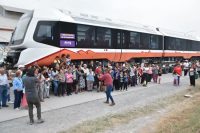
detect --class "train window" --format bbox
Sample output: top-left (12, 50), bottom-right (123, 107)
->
top-left (122, 31), bottom-right (130, 49)
top-left (140, 33), bottom-right (150, 49)
top-left (37, 25), bottom-right (52, 38)
top-left (96, 28), bottom-right (111, 48)
top-left (165, 37), bottom-right (176, 50)
top-left (111, 30), bottom-right (121, 49)
top-left (34, 21), bottom-right (58, 47)
top-left (180, 39), bottom-right (186, 51)
top-left (192, 41), bottom-right (200, 51)
top-left (129, 32), bottom-right (140, 49)
top-left (175, 39), bottom-right (181, 50)
top-left (77, 25), bottom-right (95, 48)
top-left (10, 12), bottom-right (33, 45)
top-left (186, 40), bottom-right (192, 51)
top-left (150, 35), bottom-right (160, 50)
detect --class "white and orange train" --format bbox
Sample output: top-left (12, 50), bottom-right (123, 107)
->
top-left (6, 8), bottom-right (200, 67)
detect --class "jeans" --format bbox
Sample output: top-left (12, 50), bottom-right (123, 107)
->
top-left (53, 81), bottom-right (59, 95)
top-left (14, 90), bottom-right (23, 109)
top-left (105, 85), bottom-right (114, 103)
top-left (44, 81), bottom-right (50, 98)
top-left (177, 76), bottom-right (180, 85)
top-left (0, 85), bottom-right (8, 106)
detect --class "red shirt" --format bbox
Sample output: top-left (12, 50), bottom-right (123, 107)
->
top-left (99, 73), bottom-right (113, 86)
top-left (174, 66), bottom-right (182, 76)
top-left (95, 67), bottom-right (102, 75)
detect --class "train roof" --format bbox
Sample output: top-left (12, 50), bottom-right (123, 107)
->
top-left (32, 8), bottom-right (200, 41)
top-left (33, 8), bottom-right (162, 36)
top-left (1, 2), bottom-right (200, 41)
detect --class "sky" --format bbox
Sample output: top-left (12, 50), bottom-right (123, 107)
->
top-left (1, 0), bottom-right (200, 36)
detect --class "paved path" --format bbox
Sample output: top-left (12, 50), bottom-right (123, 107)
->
top-left (0, 74), bottom-right (190, 133)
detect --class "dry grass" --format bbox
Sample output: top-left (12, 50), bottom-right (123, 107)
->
top-left (153, 79), bottom-right (200, 133)
top-left (60, 84), bottom-right (197, 133)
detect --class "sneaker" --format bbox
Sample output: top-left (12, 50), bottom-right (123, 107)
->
top-left (37, 119), bottom-right (44, 124)
top-left (8, 101), bottom-right (14, 104)
top-left (110, 103), bottom-right (115, 106)
top-left (104, 101), bottom-right (109, 104)
top-left (14, 108), bottom-right (20, 111)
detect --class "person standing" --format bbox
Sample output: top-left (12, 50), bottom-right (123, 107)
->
top-left (99, 68), bottom-right (115, 106)
top-left (13, 70), bottom-right (23, 110)
top-left (65, 69), bottom-right (73, 95)
top-left (52, 67), bottom-right (59, 96)
top-left (189, 64), bottom-right (196, 86)
top-left (37, 69), bottom-right (45, 102)
top-left (158, 67), bottom-right (162, 84)
top-left (183, 60), bottom-right (189, 76)
top-left (173, 64), bottom-right (182, 86)
top-left (23, 68), bottom-right (44, 125)
top-left (0, 68), bottom-right (9, 108)
top-left (58, 69), bottom-right (66, 96)
top-left (86, 68), bottom-right (95, 91)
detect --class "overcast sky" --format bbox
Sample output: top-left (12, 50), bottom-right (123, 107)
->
top-left (1, 0), bottom-right (200, 36)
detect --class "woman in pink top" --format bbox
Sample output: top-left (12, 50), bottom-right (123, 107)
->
top-left (65, 70), bottom-right (74, 96)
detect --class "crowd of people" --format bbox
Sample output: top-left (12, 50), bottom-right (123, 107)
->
top-left (0, 54), bottom-right (200, 123)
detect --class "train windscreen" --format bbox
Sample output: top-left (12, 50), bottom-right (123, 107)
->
top-left (10, 12), bottom-right (33, 45)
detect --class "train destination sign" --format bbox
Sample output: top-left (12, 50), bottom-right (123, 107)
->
top-left (60, 33), bottom-right (75, 39)
top-left (60, 40), bottom-right (76, 47)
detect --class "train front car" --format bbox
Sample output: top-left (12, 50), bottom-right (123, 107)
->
top-left (5, 8), bottom-right (65, 67)
top-left (5, 11), bottom-right (33, 66)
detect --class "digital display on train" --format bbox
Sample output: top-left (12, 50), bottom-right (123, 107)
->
top-left (60, 33), bottom-right (75, 39)
top-left (60, 40), bottom-right (76, 47)
top-left (60, 33), bottom-right (76, 47)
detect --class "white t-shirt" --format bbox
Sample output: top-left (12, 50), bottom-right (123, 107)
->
top-left (0, 74), bottom-right (8, 85)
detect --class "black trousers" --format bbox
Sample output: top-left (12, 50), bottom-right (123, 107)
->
top-left (113, 79), bottom-right (119, 90)
top-left (184, 69), bottom-right (188, 76)
top-left (123, 82), bottom-right (128, 90)
top-left (27, 99), bottom-right (41, 122)
top-left (14, 90), bottom-right (23, 109)
top-left (66, 83), bottom-right (73, 95)
top-left (190, 76), bottom-right (195, 86)
top-left (58, 82), bottom-right (66, 96)
top-left (119, 82), bottom-right (123, 90)
top-left (141, 73), bottom-right (148, 85)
